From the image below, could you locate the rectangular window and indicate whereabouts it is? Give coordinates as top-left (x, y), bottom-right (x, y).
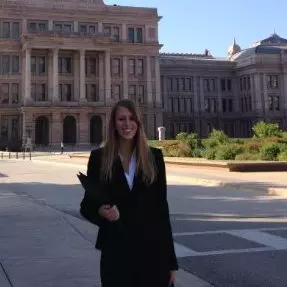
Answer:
top-left (59, 57), bottom-right (72, 73)
top-left (11, 83), bottom-right (19, 104)
top-left (63, 24), bottom-right (72, 33)
top-left (112, 58), bottom-right (121, 75)
top-left (222, 98), bottom-right (226, 112)
top-left (38, 57), bottom-right (45, 74)
top-left (12, 56), bottom-right (19, 73)
top-left (31, 83), bottom-right (36, 100)
top-left (128, 27), bottom-right (135, 43)
top-left (89, 25), bottom-right (96, 34)
top-left (11, 22), bottom-right (19, 39)
top-left (136, 28), bottom-right (143, 43)
top-left (90, 84), bottom-right (98, 101)
top-left (138, 85), bottom-right (144, 104)
top-left (2, 55), bottom-right (9, 74)
top-left (89, 58), bottom-right (97, 75)
top-left (59, 84), bottom-right (72, 101)
top-left (104, 26), bottom-right (111, 36)
top-left (39, 23), bottom-right (47, 31)
top-left (31, 56), bottom-right (36, 73)
top-left (128, 59), bottom-right (135, 75)
top-left (1, 83), bottom-right (9, 104)
top-left (221, 79), bottom-right (226, 91)
top-left (227, 79), bottom-right (232, 91)
top-left (128, 85), bottom-right (136, 102)
top-left (38, 83), bottom-right (46, 101)
top-left (167, 78), bottom-right (173, 91)
top-left (29, 22), bottom-right (37, 32)
top-left (228, 99), bottom-right (233, 112)
top-left (1, 118), bottom-right (8, 138)
top-left (112, 85), bottom-right (121, 100)
top-left (80, 25), bottom-right (87, 34)
top-left (137, 59), bottom-right (144, 76)
top-left (3, 22), bottom-right (10, 38)
top-left (11, 118), bottom-right (19, 140)
top-left (112, 27), bottom-right (120, 42)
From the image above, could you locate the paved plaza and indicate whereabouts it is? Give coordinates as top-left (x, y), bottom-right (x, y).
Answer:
top-left (1, 158), bottom-right (287, 286)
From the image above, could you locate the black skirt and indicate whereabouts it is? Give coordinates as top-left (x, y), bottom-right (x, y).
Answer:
top-left (100, 240), bottom-right (170, 287)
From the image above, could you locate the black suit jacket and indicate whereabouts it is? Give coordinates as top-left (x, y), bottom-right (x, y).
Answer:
top-left (80, 146), bottom-right (178, 271)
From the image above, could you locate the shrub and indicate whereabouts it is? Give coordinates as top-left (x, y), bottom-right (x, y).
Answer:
top-left (235, 153), bottom-right (261, 161)
top-left (260, 142), bottom-right (281, 161)
top-left (202, 138), bottom-right (219, 149)
top-left (278, 151), bottom-right (287, 161)
top-left (252, 121), bottom-right (282, 138)
top-left (209, 129), bottom-right (229, 144)
top-left (202, 148), bottom-right (217, 160)
top-left (215, 144), bottom-right (244, 160)
top-left (175, 132), bottom-right (189, 141)
top-left (162, 141), bottom-right (192, 157)
top-left (243, 140), bottom-right (262, 153)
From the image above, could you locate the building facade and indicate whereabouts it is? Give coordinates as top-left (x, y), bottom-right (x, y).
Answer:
top-left (161, 35), bottom-right (287, 139)
top-left (0, 0), bottom-right (162, 150)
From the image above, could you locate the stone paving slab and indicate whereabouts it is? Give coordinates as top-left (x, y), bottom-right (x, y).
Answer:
top-left (0, 267), bottom-right (10, 287)
top-left (175, 233), bottom-right (265, 252)
top-left (179, 250), bottom-right (287, 287)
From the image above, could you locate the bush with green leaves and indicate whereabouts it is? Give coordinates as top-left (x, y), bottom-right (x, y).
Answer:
top-left (278, 151), bottom-right (287, 161)
top-left (235, 153), bottom-right (261, 161)
top-left (215, 144), bottom-right (244, 160)
top-left (175, 132), bottom-right (189, 141)
top-left (252, 121), bottom-right (282, 138)
top-left (202, 148), bottom-right (217, 160)
top-left (260, 142), bottom-right (281, 161)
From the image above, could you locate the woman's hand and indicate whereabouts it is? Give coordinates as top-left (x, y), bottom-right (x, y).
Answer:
top-left (169, 270), bottom-right (176, 286)
top-left (98, 205), bottom-right (120, 221)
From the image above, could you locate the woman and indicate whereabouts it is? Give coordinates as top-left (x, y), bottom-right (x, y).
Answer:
top-left (80, 99), bottom-right (178, 287)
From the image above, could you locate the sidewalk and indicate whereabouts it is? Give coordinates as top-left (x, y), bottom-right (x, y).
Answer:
top-left (0, 187), bottom-right (212, 287)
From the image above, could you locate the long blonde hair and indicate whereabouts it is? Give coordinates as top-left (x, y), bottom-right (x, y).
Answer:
top-left (100, 99), bottom-right (156, 185)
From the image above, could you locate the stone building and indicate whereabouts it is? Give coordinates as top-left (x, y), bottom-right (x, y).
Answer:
top-left (161, 34), bottom-right (287, 139)
top-left (0, 0), bottom-right (162, 150)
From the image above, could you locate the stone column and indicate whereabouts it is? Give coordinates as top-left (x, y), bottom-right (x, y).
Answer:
top-left (79, 112), bottom-right (89, 146)
top-left (22, 19), bottom-right (27, 34)
top-left (146, 56), bottom-right (153, 105)
top-left (98, 22), bottom-right (103, 33)
top-left (123, 56), bottom-right (128, 99)
top-left (52, 49), bottom-right (59, 103)
top-left (105, 50), bottom-right (111, 102)
top-left (155, 56), bottom-right (161, 107)
top-left (73, 52), bottom-right (80, 101)
top-left (51, 113), bottom-right (62, 146)
top-left (24, 48), bottom-right (31, 105)
top-left (48, 50), bottom-right (53, 101)
top-left (73, 21), bottom-right (78, 33)
top-left (122, 23), bottom-right (127, 42)
top-left (99, 53), bottom-right (104, 101)
top-left (79, 49), bottom-right (86, 102)
top-left (48, 20), bottom-right (53, 31)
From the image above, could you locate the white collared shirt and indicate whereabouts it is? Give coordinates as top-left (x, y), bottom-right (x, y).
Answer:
top-left (119, 150), bottom-right (136, 190)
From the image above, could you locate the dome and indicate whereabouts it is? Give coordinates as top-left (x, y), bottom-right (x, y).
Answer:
top-left (228, 38), bottom-right (241, 59)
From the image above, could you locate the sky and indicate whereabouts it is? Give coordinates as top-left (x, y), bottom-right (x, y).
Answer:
top-left (104, 0), bottom-right (287, 57)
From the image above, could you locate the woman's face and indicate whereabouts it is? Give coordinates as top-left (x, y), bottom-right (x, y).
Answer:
top-left (115, 106), bottom-right (138, 141)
